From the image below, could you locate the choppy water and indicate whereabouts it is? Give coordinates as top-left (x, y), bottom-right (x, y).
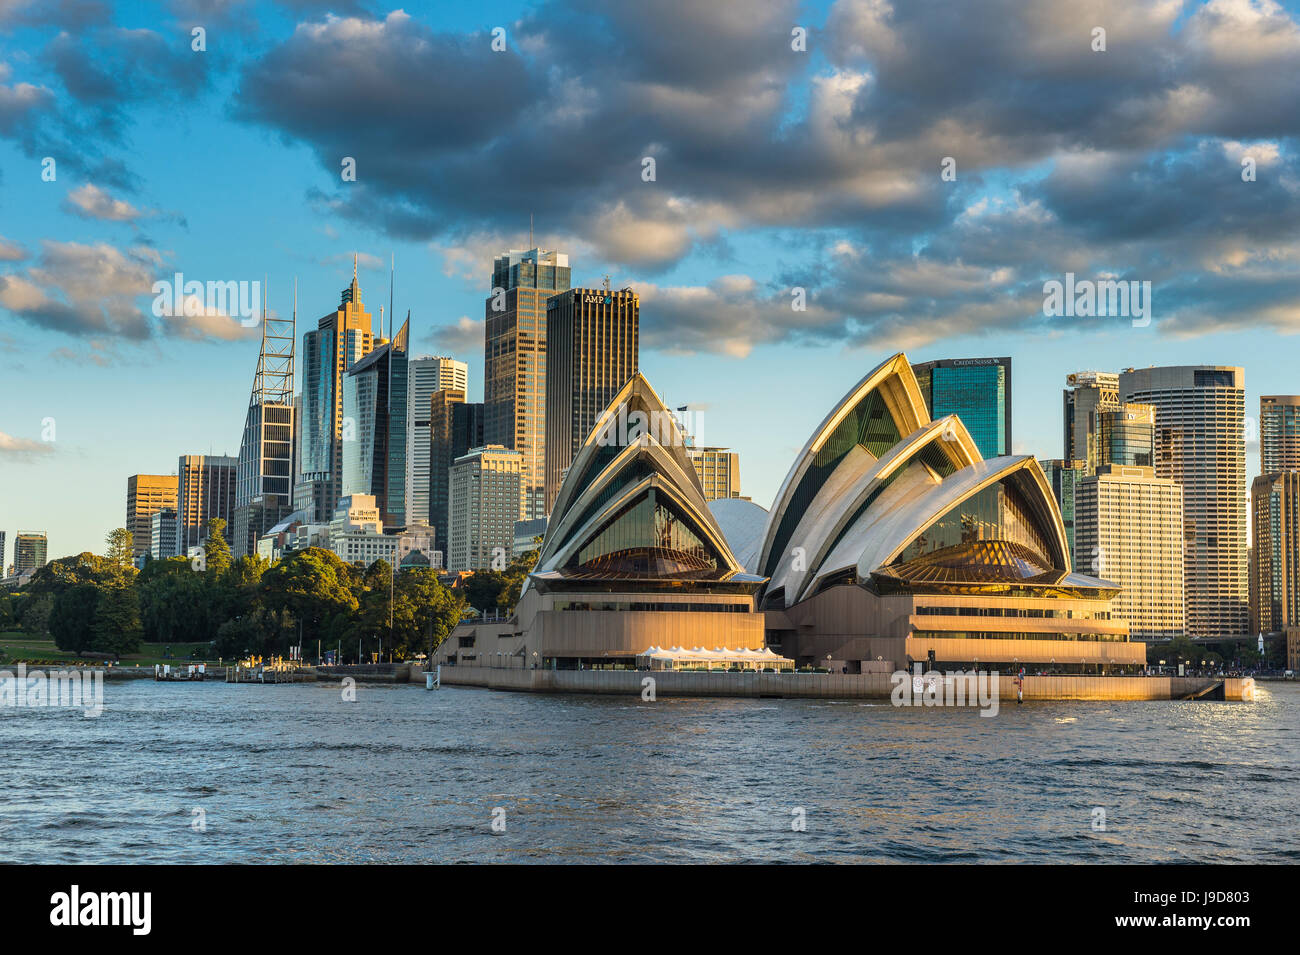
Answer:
top-left (2, 678), bottom-right (1297, 863)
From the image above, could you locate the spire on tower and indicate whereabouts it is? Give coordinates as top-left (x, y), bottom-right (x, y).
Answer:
top-left (341, 252), bottom-right (362, 307)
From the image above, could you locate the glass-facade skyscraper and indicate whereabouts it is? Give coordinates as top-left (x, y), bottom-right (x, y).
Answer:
top-left (294, 258), bottom-right (374, 523)
top-left (341, 317), bottom-right (409, 528)
top-left (1063, 371), bottom-right (1154, 472)
top-left (911, 357), bottom-right (1011, 459)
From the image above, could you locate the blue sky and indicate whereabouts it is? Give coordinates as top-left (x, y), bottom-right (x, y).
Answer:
top-left (2, 0), bottom-right (1299, 561)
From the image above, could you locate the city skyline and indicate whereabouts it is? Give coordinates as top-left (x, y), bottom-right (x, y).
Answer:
top-left (3, 0), bottom-right (1300, 559)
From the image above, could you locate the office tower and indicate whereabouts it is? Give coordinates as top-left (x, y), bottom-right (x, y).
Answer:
top-left (429, 389), bottom-right (485, 556)
top-left (177, 454), bottom-right (237, 555)
top-left (688, 447), bottom-right (741, 501)
top-left (0, 532), bottom-right (5, 577)
top-left (1095, 404), bottom-right (1155, 468)
top-left (1260, 396), bottom-right (1300, 473)
top-left (1038, 459), bottom-right (1088, 569)
top-left (232, 290), bottom-right (296, 557)
top-left (544, 286), bottom-right (640, 512)
top-left (126, 474), bottom-right (179, 559)
top-left (1063, 371), bottom-right (1118, 463)
top-left (1120, 365), bottom-right (1247, 638)
top-left (447, 445), bottom-right (522, 573)
top-left (14, 532), bottom-right (48, 574)
top-left (1250, 471), bottom-right (1300, 635)
top-left (1075, 465), bottom-right (1186, 641)
top-left (910, 357), bottom-right (1011, 459)
top-left (295, 257), bottom-right (375, 522)
top-left (406, 356), bottom-right (468, 526)
top-left (1063, 371), bottom-right (1154, 472)
top-left (484, 247), bottom-right (571, 521)
top-left (342, 317), bottom-right (409, 526)
top-left (150, 507), bottom-right (179, 560)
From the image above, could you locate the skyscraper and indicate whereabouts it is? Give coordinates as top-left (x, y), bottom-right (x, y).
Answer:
top-left (14, 532), bottom-right (48, 575)
top-left (177, 455), bottom-right (237, 555)
top-left (1250, 471), bottom-right (1300, 637)
top-left (1120, 365), bottom-right (1247, 638)
top-left (406, 355), bottom-right (468, 526)
top-left (1075, 465), bottom-right (1185, 641)
top-left (429, 388), bottom-right (485, 557)
top-left (911, 357), bottom-right (1011, 458)
top-left (295, 258), bottom-right (375, 522)
top-left (150, 507), bottom-right (179, 560)
top-left (1063, 371), bottom-right (1154, 472)
top-left (126, 474), bottom-right (178, 559)
top-left (232, 288), bottom-right (296, 557)
top-left (1038, 459), bottom-right (1088, 568)
top-left (544, 286), bottom-right (640, 512)
top-left (1260, 395), bottom-right (1300, 473)
top-left (484, 247), bottom-right (571, 521)
top-left (688, 447), bottom-right (742, 501)
top-left (0, 532), bottom-right (5, 576)
top-left (448, 445), bottom-right (522, 573)
top-left (342, 317), bottom-right (409, 527)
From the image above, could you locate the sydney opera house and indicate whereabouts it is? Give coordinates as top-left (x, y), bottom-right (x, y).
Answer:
top-left (436, 355), bottom-right (1146, 674)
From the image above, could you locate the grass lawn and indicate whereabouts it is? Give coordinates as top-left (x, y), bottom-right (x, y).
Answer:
top-left (0, 631), bottom-right (218, 666)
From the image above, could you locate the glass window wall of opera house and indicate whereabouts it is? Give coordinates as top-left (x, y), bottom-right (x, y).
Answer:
top-left (433, 354), bottom-right (1145, 675)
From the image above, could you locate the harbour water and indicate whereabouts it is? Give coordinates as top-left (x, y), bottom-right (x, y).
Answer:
top-left (3, 679), bottom-right (1297, 863)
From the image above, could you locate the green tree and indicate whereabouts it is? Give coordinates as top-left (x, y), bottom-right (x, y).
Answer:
top-left (216, 607), bottom-right (295, 659)
top-left (204, 517), bottom-right (232, 578)
top-left (50, 583), bottom-right (102, 657)
top-left (392, 568), bottom-right (465, 659)
top-left (138, 560), bottom-right (216, 643)
top-left (260, 548), bottom-right (359, 644)
top-left (500, 546), bottom-right (540, 611)
top-left (104, 527), bottom-right (135, 571)
top-left (26, 552), bottom-right (115, 597)
top-left (94, 579), bottom-right (142, 656)
top-left (462, 570), bottom-right (508, 613)
top-left (19, 594), bottom-right (54, 635)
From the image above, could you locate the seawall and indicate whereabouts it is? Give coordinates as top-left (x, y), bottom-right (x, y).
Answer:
top-left (436, 666), bottom-right (1256, 702)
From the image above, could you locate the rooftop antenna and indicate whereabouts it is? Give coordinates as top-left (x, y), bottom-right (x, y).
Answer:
top-left (529, 213), bottom-right (534, 250)
top-left (602, 274), bottom-right (612, 292)
top-left (389, 252), bottom-right (395, 341)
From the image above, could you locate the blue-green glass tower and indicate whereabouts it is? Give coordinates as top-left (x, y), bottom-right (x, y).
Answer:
top-left (911, 357), bottom-right (1012, 459)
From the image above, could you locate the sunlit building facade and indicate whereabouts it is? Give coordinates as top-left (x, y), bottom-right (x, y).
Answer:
top-left (177, 454), bottom-right (237, 554)
top-left (1120, 365), bottom-right (1247, 638)
top-left (484, 248), bottom-right (571, 522)
top-left (1075, 465), bottom-right (1185, 642)
top-left (1251, 471), bottom-right (1300, 636)
top-left (295, 259), bottom-right (375, 522)
top-left (429, 389), bottom-right (485, 557)
top-left (688, 447), bottom-right (742, 501)
top-left (126, 474), bottom-right (178, 559)
top-left (1260, 395), bottom-right (1300, 473)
